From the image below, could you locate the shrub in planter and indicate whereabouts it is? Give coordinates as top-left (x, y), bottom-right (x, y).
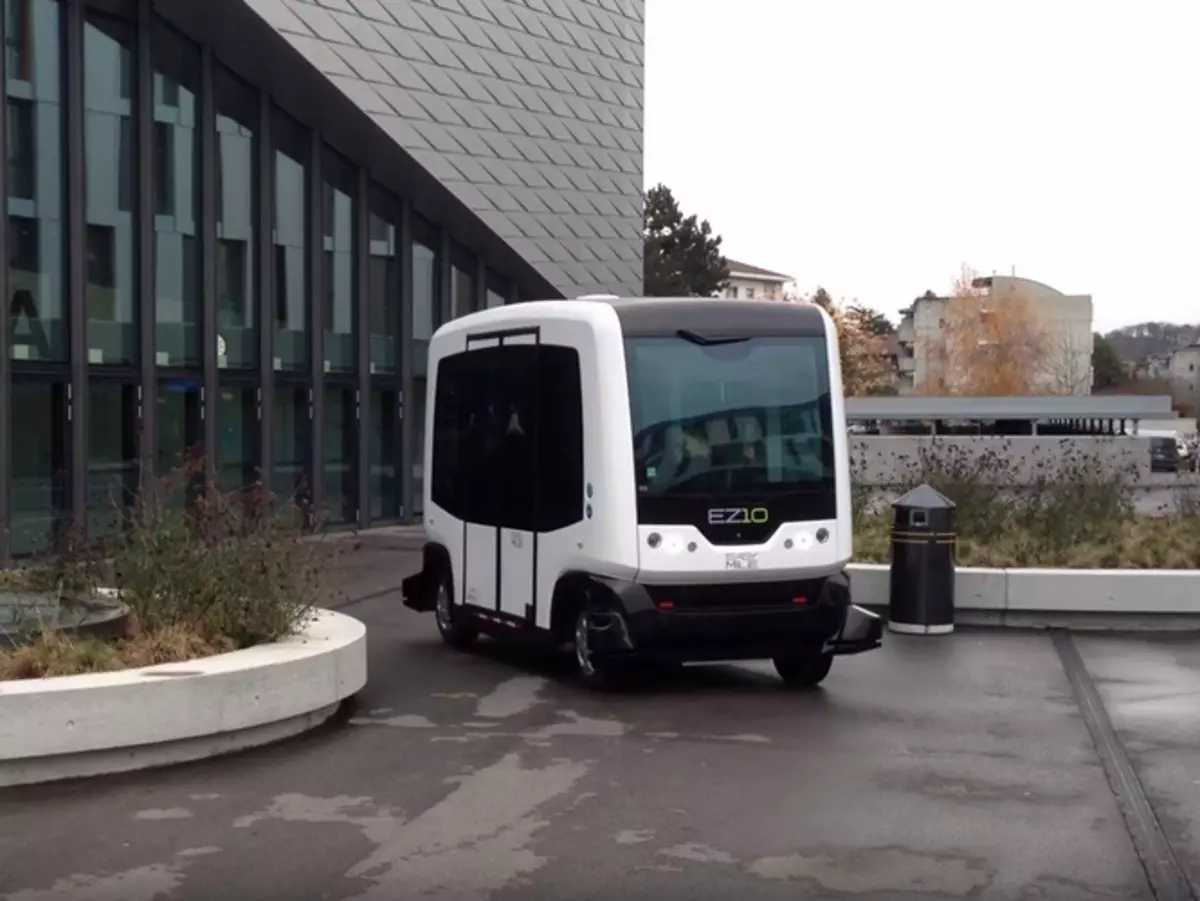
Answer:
top-left (849, 437), bottom-right (1200, 568)
top-left (105, 459), bottom-right (336, 649)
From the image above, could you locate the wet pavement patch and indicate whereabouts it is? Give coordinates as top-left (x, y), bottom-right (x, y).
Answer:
top-left (1, 594), bottom-right (1196, 901)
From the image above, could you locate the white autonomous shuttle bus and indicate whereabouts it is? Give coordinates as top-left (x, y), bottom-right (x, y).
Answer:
top-left (401, 296), bottom-right (883, 689)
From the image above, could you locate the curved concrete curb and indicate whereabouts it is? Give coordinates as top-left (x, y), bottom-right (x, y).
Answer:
top-left (848, 563), bottom-right (1200, 631)
top-left (0, 608), bottom-right (367, 788)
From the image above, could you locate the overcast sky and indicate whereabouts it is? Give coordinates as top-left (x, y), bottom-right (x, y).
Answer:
top-left (642, 0), bottom-right (1199, 332)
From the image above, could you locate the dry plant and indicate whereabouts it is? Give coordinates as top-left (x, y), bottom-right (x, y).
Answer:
top-left (1, 456), bottom-right (343, 680)
top-left (808, 289), bottom-right (895, 397)
top-left (850, 439), bottom-right (1200, 568)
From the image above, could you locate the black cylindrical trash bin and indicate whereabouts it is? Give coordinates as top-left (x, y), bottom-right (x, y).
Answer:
top-left (887, 484), bottom-right (956, 635)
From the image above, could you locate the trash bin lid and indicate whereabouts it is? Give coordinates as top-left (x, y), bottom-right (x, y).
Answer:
top-left (892, 483), bottom-right (956, 510)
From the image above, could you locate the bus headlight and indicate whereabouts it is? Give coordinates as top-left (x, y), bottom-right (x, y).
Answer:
top-left (793, 531), bottom-right (814, 550)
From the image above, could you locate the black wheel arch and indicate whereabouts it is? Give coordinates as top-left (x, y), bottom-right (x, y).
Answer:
top-left (550, 571), bottom-right (625, 642)
top-left (402, 542), bottom-right (454, 613)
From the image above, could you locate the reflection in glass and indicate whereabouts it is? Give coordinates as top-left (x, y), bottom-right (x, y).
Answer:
top-left (451, 253), bottom-right (474, 319)
top-left (625, 335), bottom-right (834, 497)
top-left (6, 0), bottom-right (66, 362)
top-left (272, 112), bottom-right (308, 371)
top-left (215, 66), bottom-right (257, 368)
top-left (216, 384), bottom-right (258, 492)
top-left (370, 389), bottom-right (399, 520)
top-left (84, 11), bottom-right (137, 365)
top-left (367, 187), bottom-right (398, 375)
top-left (156, 378), bottom-right (202, 508)
top-left (156, 378), bottom-right (202, 474)
top-left (271, 385), bottom-right (310, 508)
top-left (486, 272), bottom-right (508, 310)
top-left (412, 377), bottom-right (427, 514)
top-left (87, 382), bottom-right (139, 537)
top-left (323, 386), bottom-right (356, 524)
top-left (152, 20), bottom-right (201, 367)
top-left (9, 381), bottom-right (67, 555)
top-left (322, 151), bottom-right (355, 374)
top-left (412, 218), bottom-right (438, 378)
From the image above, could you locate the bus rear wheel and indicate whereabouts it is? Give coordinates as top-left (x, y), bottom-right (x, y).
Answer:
top-left (773, 652), bottom-right (833, 688)
top-left (434, 572), bottom-right (478, 650)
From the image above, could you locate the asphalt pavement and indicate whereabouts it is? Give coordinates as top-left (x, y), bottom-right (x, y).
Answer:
top-left (1, 546), bottom-right (1198, 901)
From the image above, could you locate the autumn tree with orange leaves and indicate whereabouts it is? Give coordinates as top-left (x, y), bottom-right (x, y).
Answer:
top-left (806, 288), bottom-right (896, 397)
top-left (918, 266), bottom-right (1054, 396)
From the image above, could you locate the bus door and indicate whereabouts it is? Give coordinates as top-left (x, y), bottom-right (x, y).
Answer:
top-left (460, 335), bottom-right (499, 612)
top-left (496, 332), bottom-right (538, 623)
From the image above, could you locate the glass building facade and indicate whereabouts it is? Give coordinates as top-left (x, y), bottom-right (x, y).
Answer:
top-left (0, 0), bottom-right (647, 559)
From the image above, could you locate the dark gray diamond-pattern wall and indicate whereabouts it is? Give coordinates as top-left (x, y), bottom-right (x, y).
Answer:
top-left (242, 0), bottom-right (645, 297)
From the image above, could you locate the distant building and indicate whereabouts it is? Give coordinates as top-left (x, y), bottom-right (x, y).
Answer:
top-left (1133, 353), bottom-right (1174, 380)
top-left (894, 275), bottom-right (1094, 396)
top-left (721, 260), bottom-right (793, 301)
top-left (1167, 345), bottom-right (1200, 398)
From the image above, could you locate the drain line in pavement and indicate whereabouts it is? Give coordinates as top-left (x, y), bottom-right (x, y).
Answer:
top-left (1052, 629), bottom-right (1196, 901)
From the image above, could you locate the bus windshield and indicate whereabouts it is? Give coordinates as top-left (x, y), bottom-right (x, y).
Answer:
top-left (625, 333), bottom-right (835, 500)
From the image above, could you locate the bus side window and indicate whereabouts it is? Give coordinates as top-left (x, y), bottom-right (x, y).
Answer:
top-left (535, 345), bottom-right (584, 532)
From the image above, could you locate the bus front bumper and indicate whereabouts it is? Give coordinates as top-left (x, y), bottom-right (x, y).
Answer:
top-left (589, 570), bottom-right (883, 663)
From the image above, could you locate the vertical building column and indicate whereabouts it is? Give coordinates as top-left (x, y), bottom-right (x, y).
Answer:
top-left (0, 0), bottom-right (10, 562)
top-left (198, 45), bottom-right (218, 485)
top-left (255, 89), bottom-right (273, 491)
top-left (354, 167), bottom-right (370, 528)
top-left (65, 0), bottom-right (88, 541)
top-left (307, 133), bottom-right (324, 519)
top-left (136, 0), bottom-right (156, 485)
top-left (398, 197), bottom-right (414, 522)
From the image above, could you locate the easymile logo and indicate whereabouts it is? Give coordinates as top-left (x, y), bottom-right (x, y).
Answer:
top-left (707, 507), bottom-right (769, 525)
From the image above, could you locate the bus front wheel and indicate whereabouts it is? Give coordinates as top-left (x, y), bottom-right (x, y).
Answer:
top-left (773, 652), bottom-right (833, 689)
top-left (573, 602), bottom-right (628, 691)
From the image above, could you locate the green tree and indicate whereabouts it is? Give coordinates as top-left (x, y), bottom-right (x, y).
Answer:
top-left (846, 304), bottom-right (895, 336)
top-left (643, 184), bottom-right (728, 297)
top-left (1091, 333), bottom-right (1127, 391)
top-left (810, 287), bottom-right (835, 311)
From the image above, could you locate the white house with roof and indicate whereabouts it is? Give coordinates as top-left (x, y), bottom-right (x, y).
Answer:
top-left (720, 260), bottom-right (793, 301)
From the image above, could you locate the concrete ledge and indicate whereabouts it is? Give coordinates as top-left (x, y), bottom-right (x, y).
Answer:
top-left (0, 608), bottom-right (367, 788)
top-left (848, 562), bottom-right (1200, 630)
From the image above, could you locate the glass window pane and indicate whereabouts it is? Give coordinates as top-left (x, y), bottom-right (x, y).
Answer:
top-left (272, 111), bottom-right (309, 372)
top-left (624, 335), bottom-right (837, 526)
top-left (156, 377), bottom-right (202, 473)
top-left (87, 381), bottom-right (139, 537)
top-left (215, 66), bottom-right (257, 369)
top-left (9, 380), bottom-right (68, 556)
top-left (370, 388), bottom-right (399, 520)
top-left (271, 384), bottom-right (310, 507)
top-left (323, 386), bottom-right (356, 524)
top-left (486, 272), bottom-right (507, 309)
top-left (152, 20), bottom-right (200, 367)
top-left (412, 376), bottom-right (426, 514)
top-left (450, 251), bottom-right (474, 319)
top-left (6, 0), bottom-right (67, 363)
top-left (411, 217), bottom-right (438, 377)
top-left (84, 11), bottom-right (137, 365)
top-left (322, 151), bottom-right (355, 374)
top-left (217, 383), bottom-right (258, 492)
top-left (367, 186), bottom-right (398, 375)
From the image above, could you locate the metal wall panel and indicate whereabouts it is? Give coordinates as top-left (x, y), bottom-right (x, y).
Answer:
top-left (237, 0), bottom-right (645, 298)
